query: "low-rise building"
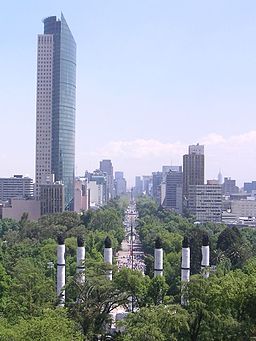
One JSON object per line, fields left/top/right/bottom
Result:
{"left": 0, "top": 175, "right": 34, "bottom": 201}
{"left": 231, "top": 199, "right": 256, "bottom": 218}
{"left": 0, "top": 198, "right": 40, "bottom": 221}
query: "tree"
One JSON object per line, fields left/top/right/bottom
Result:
{"left": 217, "top": 227, "right": 251, "bottom": 268}
{"left": 0, "top": 309, "right": 83, "bottom": 340}
{"left": 121, "top": 305, "right": 189, "bottom": 341}
{"left": 147, "top": 276, "right": 169, "bottom": 305}
{"left": 5, "top": 258, "right": 55, "bottom": 321}
{"left": 114, "top": 268, "right": 150, "bottom": 308}
{"left": 68, "top": 268, "right": 128, "bottom": 338}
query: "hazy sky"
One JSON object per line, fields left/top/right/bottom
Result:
{"left": 1, "top": 0, "right": 256, "bottom": 187}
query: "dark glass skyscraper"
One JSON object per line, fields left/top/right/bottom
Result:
{"left": 35, "top": 14, "right": 76, "bottom": 210}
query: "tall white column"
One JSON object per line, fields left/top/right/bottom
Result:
{"left": 181, "top": 236, "right": 190, "bottom": 306}
{"left": 104, "top": 236, "right": 113, "bottom": 280}
{"left": 77, "top": 236, "right": 85, "bottom": 284}
{"left": 154, "top": 237, "right": 163, "bottom": 277}
{"left": 57, "top": 235, "right": 65, "bottom": 307}
{"left": 201, "top": 235, "right": 210, "bottom": 278}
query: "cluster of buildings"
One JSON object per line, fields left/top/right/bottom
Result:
{"left": 133, "top": 144, "right": 256, "bottom": 226}
{"left": 1, "top": 14, "right": 256, "bottom": 227}
{"left": 0, "top": 161, "right": 127, "bottom": 220}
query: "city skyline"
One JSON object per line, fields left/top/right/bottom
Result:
{"left": 1, "top": 1, "right": 256, "bottom": 187}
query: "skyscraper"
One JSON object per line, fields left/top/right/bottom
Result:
{"left": 163, "top": 168, "right": 183, "bottom": 213}
{"left": 152, "top": 172, "right": 162, "bottom": 205}
{"left": 183, "top": 144, "right": 204, "bottom": 199}
{"left": 99, "top": 160, "right": 114, "bottom": 200}
{"left": 35, "top": 14, "right": 76, "bottom": 210}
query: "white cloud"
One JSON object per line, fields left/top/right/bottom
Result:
{"left": 97, "top": 139, "right": 185, "bottom": 159}
{"left": 77, "top": 131, "right": 256, "bottom": 187}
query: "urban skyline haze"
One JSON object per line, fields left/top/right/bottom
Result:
{"left": 1, "top": 1, "right": 256, "bottom": 186}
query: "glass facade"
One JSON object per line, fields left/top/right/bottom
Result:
{"left": 43, "top": 14, "right": 76, "bottom": 210}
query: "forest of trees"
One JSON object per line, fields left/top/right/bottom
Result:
{"left": 0, "top": 197, "right": 256, "bottom": 340}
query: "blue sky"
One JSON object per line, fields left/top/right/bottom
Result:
{"left": 1, "top": 1, "right": 256, "bottom": 186}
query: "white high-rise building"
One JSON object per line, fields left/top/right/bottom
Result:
{"left": 35, "top": 34, "right": 53, "bottom": 199}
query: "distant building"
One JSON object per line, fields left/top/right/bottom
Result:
{"left": 85, "top": 170, "right": 107, "bottom": 205}
{"left": 0, "top": 175, "right": 34, "bottom": 201}
{"left": 142, "top": 176, "right": 152, "bottom": 196}
{"left": 244, "top": 181, "right": 256, "bottom": 194}
{"left": 87, "top": 181, "right": 104, "bottom": 207}
{"left": 217, "top": 171, "right": 223, "bottom": 185}
{"left": 114, "top": 172, "right": 127, "bottom": 197}
{"left": 162, "top": 169, "right": 183, "bottom": 213}
{"left": 152, "top": 172, "right": 162, "bottom": 205}
{"left": 162, "top": 166, "right": 181, "bottom": 181}
{"left": 188, "top": 184, "right": 222, "bottom": 222}
{"left": 183, "top": 144, "right": 204, "bottom": 199}
{"left": 222, "top": 177, "right": 239, "bottom": 196}
{"left": 74, "top": 178, "right": 88, "bottom": 213}
{"left": 231, "top": 199, "right": 256, "bottom": 218}
{"left": 134, "top": 176, "right": 143, "bottom": 197}
{"left": 100, "top": 160, "right": 114, "bottom": 200}
{"left": 0, "top": 198, "right": 40, "bottom": 221}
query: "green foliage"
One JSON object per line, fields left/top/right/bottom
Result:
{"left": 1, "top": 197, "right": 256, "bottom": 339}
{"left": 0, "top": 218, "right": 20, "bottom": 238}
{"left": 5, "top": 257, "right": 55, "bottom": 321}
{"left": 217, "top": 226, "right": 252, "bottom": 268}
{"left": 67, "top": 266, "right": 128, "bottom": 338}
{"left": 122, "top": 304, "right": 189, "bottom": 341}
{"left": 0, "top": 309, "right": 83, "bottom": 340}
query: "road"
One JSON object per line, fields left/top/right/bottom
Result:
{"left": 117, "top": 202, "right": 145, "bottom": 274}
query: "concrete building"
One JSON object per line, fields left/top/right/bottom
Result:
{"left": 188, "top": 184, "right": 222, "bottom": 222}
{"left": 134, "top": 176, "right": 143, "bottom": 197}
{"left": 162, "top": 166, "right": 181, "bottom": 181}
{"left": 163, "top": 169, "right": 183, "bottom": 213}
{"left": 35, "top": 14, "right": 76, "bottom": 210}
{"left": 0, "top": 175, "right": 34, "bottom": 201}
{"left": 152, "top": 172, "right": 162, "bottom": 205}
{"left": 114, "top": 172, "right": 127, "bottom": 197}
{"left": 87, "top": 181, "right": 104, "bottom": 207}
{"left": 74, "top": 178, "right": 88, "bottom": 213}
{"left": 222, "top": 177, "right": 239, "bottom": 196}
{"left": 244, "top": 181, "right": 256, "bottom": 194}
{"left": 142, "top": 176, "right": 152, "bottom": 196}
{"left": 183, "top": 144, "right": 204, "bottom": 199}
{"left": 231, "top": 199, "right": 256, "bottom": 218}
{"left": 100, "top": 160, "right": 114, "bottom": 200}
{"left": 85, "top": 170, "right": 107, "bottom": 204}
{"left": 40, "top": 182, "right": 64, "bottom": 216}
{"left": 0, "top": 198, "right": 40, "bottom": 221}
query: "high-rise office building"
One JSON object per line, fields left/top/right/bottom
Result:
{"left": 183, "top": 144, "right": 204, "bottom": 199}
{"left": 222, "top": 177, "right": 239, "bottom": 196}
{"left": 163, "top": 169, "right": 183, "bottom": 213}
{"left": 114, "top": 171, "right": 127, "bottom": 197}
{"left": 134, "top": 176, "right": 143, "bottom": 198}
{"left": 35, "top": 14, "right": 76, "bottom": 210}
{"left": 99, "top": 160, "right": 114, "bottom": 200}
{"left": 152, "top": 172, "right": 162, "bottom": 205}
